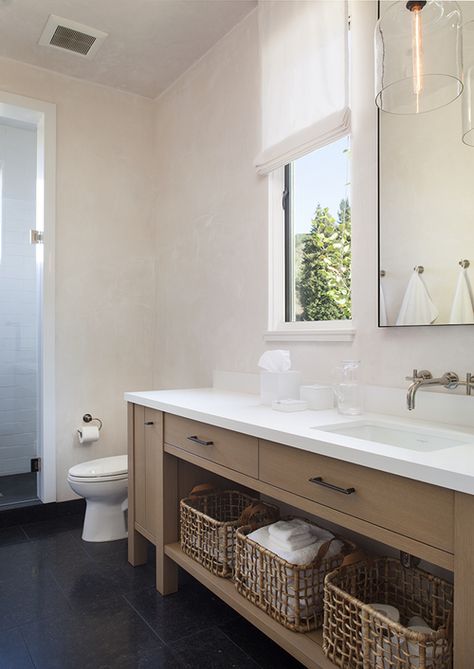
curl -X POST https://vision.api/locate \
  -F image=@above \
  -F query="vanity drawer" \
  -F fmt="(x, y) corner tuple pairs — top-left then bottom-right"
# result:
(164, 414), (258, 478)
(259, 440), (454, 553)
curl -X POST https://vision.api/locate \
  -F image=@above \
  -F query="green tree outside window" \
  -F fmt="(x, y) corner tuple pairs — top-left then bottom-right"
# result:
(296, 199), (351, 321)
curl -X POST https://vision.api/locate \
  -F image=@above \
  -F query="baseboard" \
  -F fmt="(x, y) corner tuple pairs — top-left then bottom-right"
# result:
(0, 498), (85, 529)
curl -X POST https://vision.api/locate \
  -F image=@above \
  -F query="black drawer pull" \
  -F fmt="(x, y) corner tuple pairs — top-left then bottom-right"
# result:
(187, 435), (214, 446)
(309, 476), (355, 495)
(144, 421), (154, 426)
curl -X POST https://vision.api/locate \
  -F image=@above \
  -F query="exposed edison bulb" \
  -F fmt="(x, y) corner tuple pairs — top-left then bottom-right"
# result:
(407, 1), (427, 112)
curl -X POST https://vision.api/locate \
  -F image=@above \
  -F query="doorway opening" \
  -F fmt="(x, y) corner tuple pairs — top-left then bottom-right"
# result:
(0, 92), (56, 508)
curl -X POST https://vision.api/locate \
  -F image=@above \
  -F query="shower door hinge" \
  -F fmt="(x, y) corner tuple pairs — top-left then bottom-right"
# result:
(30, 457), (41, 473)
(30, 230), (44, 245)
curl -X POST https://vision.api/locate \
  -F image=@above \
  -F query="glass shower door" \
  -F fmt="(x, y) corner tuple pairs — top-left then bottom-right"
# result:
(0, 119), (40, 508)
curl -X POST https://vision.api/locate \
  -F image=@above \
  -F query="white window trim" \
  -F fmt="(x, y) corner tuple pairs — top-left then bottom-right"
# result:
(265, 169), (356, 343)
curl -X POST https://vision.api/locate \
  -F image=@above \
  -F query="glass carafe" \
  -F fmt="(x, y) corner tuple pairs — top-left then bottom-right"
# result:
(333, 360), (363, 416)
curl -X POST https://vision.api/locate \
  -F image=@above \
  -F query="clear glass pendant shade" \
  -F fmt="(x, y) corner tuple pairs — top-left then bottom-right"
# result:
(462, 21), (474, 145)
(375, 1), (463, 114)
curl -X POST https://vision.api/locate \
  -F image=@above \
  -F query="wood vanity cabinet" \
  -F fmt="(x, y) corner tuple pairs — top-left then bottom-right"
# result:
(127, 404), (161, 561)
(127, 403), (474, 669)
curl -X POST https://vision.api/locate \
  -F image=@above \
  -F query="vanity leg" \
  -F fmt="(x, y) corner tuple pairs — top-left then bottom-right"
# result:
(453, 492), (474, 668)
(127, 402), (149, 566)
(128, 530), (148, 566)
(156, 450), (179, 595)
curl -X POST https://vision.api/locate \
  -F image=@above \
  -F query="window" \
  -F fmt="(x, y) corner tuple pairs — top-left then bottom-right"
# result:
(283, 137), (351, 323)
(257, 1), (353, 341)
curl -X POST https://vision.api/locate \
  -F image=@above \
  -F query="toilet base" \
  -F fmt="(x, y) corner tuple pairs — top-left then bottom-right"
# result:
(82, 498), (128, 542)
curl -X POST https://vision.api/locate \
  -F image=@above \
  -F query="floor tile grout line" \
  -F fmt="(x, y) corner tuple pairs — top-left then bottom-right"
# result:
(164, 620), (262, 664)
(18, 626), (39, 669)
(120, 592), (171, 646)
(218, 626), (269, 669)
(122, 588), (237, 649)
(42, 562), (77, 615)
(19, 524), (31, 540)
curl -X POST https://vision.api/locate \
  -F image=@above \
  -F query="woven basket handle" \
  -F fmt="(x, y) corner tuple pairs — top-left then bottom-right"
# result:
(238, 502), (270, 527)
(312, 538), (337, 567)
(188, 483), (217, 499)
(341, 549), (368, 567)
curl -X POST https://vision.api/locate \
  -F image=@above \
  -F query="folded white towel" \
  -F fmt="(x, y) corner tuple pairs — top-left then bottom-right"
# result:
(450, 268), (474, 324)
(269, 532), (315, 552)
(267, 519), (309, 542)
(247, 525), (342, 565)
(396, 271), (439, 326)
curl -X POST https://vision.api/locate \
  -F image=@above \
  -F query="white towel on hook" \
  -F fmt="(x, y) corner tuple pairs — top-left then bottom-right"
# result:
(379, 282), (388, 326)
(396, 272), (439, 326)
(449, 268), (474, 324)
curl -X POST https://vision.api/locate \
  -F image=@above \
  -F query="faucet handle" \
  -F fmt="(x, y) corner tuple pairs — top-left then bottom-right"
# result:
(443, 372), (459, 388)
(405, 369), (432, 382)
(466, 372), (474, 396)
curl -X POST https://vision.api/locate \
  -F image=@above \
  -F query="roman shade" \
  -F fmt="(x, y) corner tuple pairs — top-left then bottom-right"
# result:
(255, 0), (350, 175)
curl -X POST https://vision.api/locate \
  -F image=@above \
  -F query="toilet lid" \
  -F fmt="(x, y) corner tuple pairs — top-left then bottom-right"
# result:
(68, 455), (127, 478)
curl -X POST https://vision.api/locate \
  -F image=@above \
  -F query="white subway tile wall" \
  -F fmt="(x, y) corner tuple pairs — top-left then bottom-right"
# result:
(0, 123), (38, 475)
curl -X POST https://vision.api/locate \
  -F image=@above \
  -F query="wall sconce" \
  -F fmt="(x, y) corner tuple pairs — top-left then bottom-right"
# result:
(375, 1), (463, 115)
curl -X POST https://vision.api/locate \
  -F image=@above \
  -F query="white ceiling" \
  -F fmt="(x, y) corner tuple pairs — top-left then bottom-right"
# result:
(0, 0), (256, 98)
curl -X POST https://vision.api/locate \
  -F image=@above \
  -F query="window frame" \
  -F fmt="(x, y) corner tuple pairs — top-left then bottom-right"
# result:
(265, 161), (355, 343)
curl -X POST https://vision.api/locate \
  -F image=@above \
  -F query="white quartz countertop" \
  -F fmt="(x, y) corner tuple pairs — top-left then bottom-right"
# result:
(124, 388), (474, 495)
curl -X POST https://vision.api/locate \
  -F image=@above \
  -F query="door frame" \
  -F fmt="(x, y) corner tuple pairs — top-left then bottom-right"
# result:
(0, 91), (56, 503)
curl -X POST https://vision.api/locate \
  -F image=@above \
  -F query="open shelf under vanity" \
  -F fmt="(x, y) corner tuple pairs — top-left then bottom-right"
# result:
(164, 542), (332, 669)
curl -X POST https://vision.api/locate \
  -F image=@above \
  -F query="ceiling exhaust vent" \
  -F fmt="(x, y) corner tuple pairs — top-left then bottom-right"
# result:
(39, 15), (108, 59)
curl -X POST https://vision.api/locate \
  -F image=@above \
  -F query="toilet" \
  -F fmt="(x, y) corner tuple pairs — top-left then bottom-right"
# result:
(67, 455), (128, 542)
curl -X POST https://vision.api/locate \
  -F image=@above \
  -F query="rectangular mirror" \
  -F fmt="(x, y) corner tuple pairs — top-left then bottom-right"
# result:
(378, 0), (474, 327)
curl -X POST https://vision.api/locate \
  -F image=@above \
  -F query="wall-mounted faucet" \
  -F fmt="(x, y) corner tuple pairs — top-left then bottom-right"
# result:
(406, 369), (460, 410)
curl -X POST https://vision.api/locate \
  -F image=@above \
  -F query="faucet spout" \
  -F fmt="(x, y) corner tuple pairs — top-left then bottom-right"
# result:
(406, 380), (423, 411)
(405, 370), (459, 411)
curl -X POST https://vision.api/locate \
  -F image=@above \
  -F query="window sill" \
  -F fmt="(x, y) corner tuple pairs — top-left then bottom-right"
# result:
(264, 323), (356, 342)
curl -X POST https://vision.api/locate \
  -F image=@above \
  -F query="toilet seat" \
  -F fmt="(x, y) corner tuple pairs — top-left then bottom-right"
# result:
(68, 472), (128, 483)
(68, 455), (127, 480)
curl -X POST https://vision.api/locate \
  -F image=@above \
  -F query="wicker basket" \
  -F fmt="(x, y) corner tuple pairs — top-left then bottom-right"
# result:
(180, 485), (279, 578)
(234, 517), (355, 633)
(323, 557), (453, 669)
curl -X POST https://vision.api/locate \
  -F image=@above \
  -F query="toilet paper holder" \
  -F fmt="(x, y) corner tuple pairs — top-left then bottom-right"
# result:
(82, 413), (103, 431)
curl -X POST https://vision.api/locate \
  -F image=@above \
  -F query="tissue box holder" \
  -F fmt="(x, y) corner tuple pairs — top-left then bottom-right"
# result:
(260, 371), (302, 405)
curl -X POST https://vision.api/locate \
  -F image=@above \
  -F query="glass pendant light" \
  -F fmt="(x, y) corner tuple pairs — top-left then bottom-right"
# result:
(375, 1), (463, 114)
(462, 21), (474, 146)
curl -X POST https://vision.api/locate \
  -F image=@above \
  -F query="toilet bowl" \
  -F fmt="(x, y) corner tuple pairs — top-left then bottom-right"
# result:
(67, 455), (128, 542)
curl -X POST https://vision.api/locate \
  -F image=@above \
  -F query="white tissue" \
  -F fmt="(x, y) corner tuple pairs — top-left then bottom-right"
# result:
(258, 349), (291, 372)
(77, 425), (100, 444)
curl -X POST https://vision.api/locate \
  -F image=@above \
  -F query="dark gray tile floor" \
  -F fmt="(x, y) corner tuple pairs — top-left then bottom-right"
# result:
(0, 513), (304, 668)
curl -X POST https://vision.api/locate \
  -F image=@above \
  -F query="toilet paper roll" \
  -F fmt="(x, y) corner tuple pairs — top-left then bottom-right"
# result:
(407, 616), (430, 628)
(77, 425), (100, 444)
(367, 603), (400, 623)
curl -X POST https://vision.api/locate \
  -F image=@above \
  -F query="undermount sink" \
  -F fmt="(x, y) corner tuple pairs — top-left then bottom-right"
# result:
(315, 419), (473, 452)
